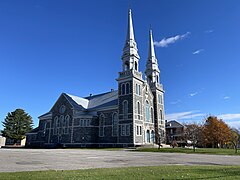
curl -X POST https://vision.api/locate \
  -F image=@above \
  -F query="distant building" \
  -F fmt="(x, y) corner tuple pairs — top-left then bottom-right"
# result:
(165, 120), (186, 146)
(26, 9), (165, 148)
(5, 137), (26, 146)
(0, 136), (6, 148)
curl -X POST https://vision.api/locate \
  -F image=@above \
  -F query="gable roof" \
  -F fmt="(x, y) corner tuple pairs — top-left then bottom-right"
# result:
(166, 120), (184, 128)
(64, 90), (118, 110)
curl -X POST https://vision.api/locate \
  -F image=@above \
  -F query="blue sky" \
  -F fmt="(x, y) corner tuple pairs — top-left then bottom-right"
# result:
(0, 0), (240, 130)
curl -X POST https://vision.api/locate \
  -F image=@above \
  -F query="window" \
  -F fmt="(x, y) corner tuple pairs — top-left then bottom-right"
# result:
(126, 83), (130, 94)
(136, 84), (141, 95)
(137, 101), (141, 119)
(121, 124), (130, 136)
(136, 125), (142, 136)
(156, 75), (159, 83)
(112, 113), (118, 137)
(122, 84), (125, 95)
(145, 101), (150, 122)
(158, 94), (163, 104)
(138, 85), (141, 95)
(126, 124), (130, 136)
(151, 130), (155, 143)
(160, 110), (163, 120)
(146, 130), (150, 143)
(80, 119), (84, 127)
(148, 75), (152, 83)
(59, 115), (64, 127)
(134, 61), (138, 71)
(123, 100), (128, 119)
(99, 115), (104, 137)
(124, 61), (129, 71)
(87, 119), (90, 126)
(151, 107), (154, 123)
(121, 125), (126, 136)
(53, 117), (58, 135)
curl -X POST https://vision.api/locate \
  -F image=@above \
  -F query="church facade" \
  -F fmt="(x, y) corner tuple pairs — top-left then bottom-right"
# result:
(26, 9), (165, 148)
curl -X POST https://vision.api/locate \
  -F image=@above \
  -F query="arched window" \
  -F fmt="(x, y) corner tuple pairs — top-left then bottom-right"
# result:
(59, 115), (64, 127)
(151, 107), (154, 123)
(146, 130), (150, 143)
(124, 61), (129, 71)
(123, 101), (128, 119)
(99, 114), (104, 137)
(148, 75), (152, 83)
(134, 61), (138, 71)
(151, 130), (155, 143)
(137, 102), (141, 114)
(156, 75), (159, 83)
(112, 113), (118, 137)
(160, 110), (163, 120)
(137, 101), (141, 119)
(64, 115), (70, 134)
(145, 101), (150, 122)
(126, 83), (129, 94)
(122, 84), (125, 95)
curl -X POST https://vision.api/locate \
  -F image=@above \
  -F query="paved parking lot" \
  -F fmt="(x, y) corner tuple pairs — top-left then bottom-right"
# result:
(1, 148), (240, 172)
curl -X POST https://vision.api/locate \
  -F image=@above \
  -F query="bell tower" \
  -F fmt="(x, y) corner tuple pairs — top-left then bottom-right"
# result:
(145, 29), (165, 143)
(117, 9), (144, 146)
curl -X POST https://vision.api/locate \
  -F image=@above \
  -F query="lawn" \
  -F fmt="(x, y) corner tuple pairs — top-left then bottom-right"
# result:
(136, 147), (240, 155)
(1, 165), (240, 179)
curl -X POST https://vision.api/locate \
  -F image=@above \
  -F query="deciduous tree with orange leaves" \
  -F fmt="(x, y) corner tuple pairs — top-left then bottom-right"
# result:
(202, 116), (231, 148)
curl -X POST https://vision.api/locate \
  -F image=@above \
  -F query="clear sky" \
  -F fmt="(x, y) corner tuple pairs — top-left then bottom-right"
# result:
(0, 0), (239, 130)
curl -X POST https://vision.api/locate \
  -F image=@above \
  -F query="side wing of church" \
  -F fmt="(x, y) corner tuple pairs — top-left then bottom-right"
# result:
(26, 9), (165, 148)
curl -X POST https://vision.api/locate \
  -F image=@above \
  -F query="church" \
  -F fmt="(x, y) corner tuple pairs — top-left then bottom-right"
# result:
(26, 9), (165, 148)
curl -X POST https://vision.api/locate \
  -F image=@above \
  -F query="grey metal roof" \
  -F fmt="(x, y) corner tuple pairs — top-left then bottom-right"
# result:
(166, 120), (184, 128)
(64, 90), (118, 110)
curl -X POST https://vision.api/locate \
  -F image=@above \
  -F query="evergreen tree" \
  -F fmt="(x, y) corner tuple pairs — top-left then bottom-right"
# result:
(1, 109), (33, 144)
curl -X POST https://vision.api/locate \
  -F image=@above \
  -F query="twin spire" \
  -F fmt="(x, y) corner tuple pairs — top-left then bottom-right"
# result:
(126, 9), (135, 41)
(122, 9), (160, 84)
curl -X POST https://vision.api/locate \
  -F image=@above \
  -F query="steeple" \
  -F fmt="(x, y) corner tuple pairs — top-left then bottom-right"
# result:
(145, 29), (160, 84)
(126, 9), (135, 41)
(148, 29), (156, 61)
(121, 9), (140, 72)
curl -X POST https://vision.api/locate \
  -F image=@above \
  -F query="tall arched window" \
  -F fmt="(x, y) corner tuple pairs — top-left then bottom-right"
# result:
(122, 84), (125, 95)
(146, 130), (150, 143)
(126, 83), (129, 94)
(145, 101), (150, 122)
(151, 130), (155, 143)
(151, 107), (154, 123)
(137, 101), (141, 119)
(134, 61), (138, 71)
(123, 101), (128, 119)
(160, 110), (163, 120)
(65, 115), (70, 134)
(99, 114), (104, 137)
(112, 113), (118, 137)
(156, 75), (159, 83)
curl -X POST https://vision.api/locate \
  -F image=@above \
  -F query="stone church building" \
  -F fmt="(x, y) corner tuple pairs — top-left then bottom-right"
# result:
(26, 9), (165, 148)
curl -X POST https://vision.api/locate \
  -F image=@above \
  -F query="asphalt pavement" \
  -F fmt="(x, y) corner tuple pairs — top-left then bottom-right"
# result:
(0, 148), (240, 172)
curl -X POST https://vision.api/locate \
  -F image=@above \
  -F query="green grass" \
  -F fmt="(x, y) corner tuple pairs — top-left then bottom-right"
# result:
(1, 165), (240, 179)
(136, 147), (240, 155)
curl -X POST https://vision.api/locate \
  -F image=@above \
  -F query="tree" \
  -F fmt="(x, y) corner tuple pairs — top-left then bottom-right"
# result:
(1, 109), (33, 145)
(202, 116), (231, 148)
(185, 123), (202, 152)
(229, 129), (240, 154)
